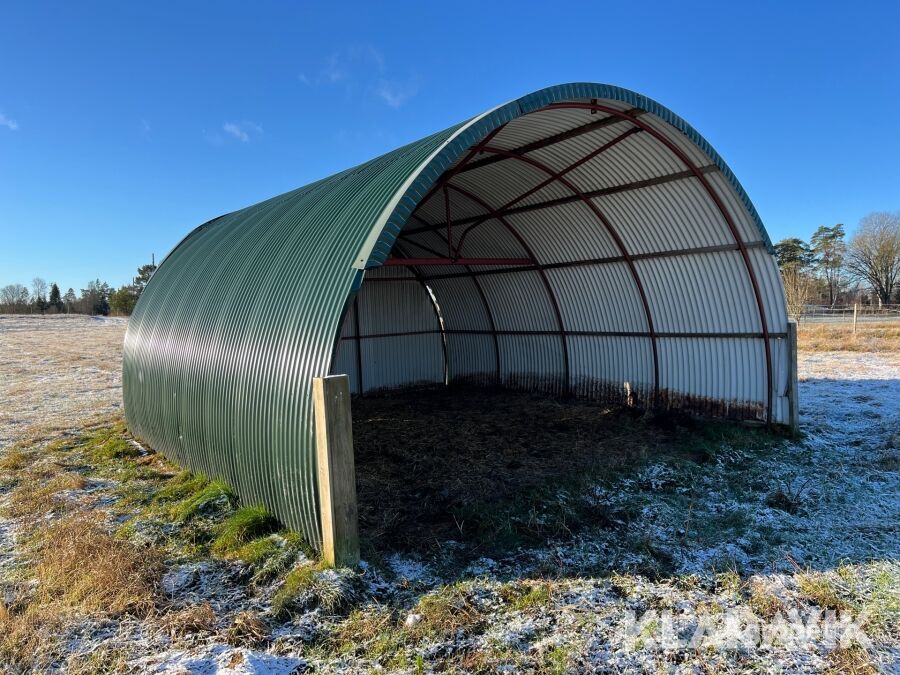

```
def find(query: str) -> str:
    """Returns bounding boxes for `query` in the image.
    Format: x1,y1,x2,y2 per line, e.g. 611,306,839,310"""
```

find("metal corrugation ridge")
636,252,760,333
568,335,654,402
505,203,621,262
497,334,566,394
446,333,496,385
657,337,766,420
544,264,647,333
593,179,733,254
489,106,628,151
354,277,444,392
529,125,683,190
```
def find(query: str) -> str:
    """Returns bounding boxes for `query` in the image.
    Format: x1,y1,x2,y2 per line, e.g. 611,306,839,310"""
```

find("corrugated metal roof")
124,83,789,547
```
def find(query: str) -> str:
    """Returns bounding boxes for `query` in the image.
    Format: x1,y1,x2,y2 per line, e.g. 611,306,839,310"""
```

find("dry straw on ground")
798,320,900,353
35,512,164,617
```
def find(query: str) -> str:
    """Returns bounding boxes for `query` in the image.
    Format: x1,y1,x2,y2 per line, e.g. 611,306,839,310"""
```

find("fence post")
313,374,360,568
786,320,800,435
852,303,858,335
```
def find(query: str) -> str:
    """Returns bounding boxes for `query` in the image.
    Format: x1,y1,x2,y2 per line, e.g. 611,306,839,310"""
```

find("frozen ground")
0,316,896,673
0,314,126,449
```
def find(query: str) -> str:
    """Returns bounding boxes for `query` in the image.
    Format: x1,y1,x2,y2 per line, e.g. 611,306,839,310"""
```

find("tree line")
0,262,157,316
773,211,900,319
3,211,898,321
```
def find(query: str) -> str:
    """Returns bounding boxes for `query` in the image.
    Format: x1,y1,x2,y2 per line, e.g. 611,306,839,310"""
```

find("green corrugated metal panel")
123,83,775,545
124,123,467,541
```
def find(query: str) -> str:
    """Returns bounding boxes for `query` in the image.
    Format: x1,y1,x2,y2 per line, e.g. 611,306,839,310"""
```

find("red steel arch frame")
367,101,775,423
445,183,572,395
541,102,774,425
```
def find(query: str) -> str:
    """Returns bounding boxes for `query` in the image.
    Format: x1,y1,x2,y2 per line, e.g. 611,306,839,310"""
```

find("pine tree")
48,283,63,313
63,288,77,313
774,238,814,270
810,224,846,307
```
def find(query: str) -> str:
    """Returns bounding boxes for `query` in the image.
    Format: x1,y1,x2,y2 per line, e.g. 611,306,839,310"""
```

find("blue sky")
1,1,898,292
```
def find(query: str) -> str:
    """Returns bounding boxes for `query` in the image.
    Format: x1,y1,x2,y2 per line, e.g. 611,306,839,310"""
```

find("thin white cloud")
140,119,151,137
299,45,417,108
0,113,18,131
222,120,262,143
321,53,348,83
374,78,418,109
223,122,249,142
353,45,385,74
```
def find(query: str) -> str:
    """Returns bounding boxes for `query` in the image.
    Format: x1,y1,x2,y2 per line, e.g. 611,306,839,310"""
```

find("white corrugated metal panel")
398,228,455,260
490,106,629,151
639,113,713,170
748,246,790,334
532,125,684,189
770,337,790,424
356,276,438,336
330,340,360,394
636,251,760,333
657,337,766,419
506,202,621,262
595,179,732,254
545,263,647,332
446,333,496,384
497,334,565,393
360,334,443,391
427,276,492,331
452,158,570,211
450,219,531,259
568,335,654,402
476,272,559,331
339,301,357,338
706,171,765,245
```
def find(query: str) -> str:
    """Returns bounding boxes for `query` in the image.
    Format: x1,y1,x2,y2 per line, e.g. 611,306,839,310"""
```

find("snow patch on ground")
138,645,305,674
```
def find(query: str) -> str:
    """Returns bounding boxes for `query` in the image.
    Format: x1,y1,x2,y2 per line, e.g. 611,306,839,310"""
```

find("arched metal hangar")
123,82,792,545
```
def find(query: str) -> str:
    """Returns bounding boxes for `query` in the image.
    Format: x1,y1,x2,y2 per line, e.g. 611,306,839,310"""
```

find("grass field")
798,320,900,353
0,315,897,673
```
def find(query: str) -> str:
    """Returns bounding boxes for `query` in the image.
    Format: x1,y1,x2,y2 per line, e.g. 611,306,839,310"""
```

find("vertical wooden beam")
786,320,800,435
313,374,360,567
852,303,858,335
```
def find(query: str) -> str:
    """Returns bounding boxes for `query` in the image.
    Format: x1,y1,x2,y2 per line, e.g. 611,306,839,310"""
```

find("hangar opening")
124,84,794,554
332,98,790,419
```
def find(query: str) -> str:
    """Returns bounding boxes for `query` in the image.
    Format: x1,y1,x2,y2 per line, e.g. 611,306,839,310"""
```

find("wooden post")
852,303,858,335
786,320,800,435
313,374,360,568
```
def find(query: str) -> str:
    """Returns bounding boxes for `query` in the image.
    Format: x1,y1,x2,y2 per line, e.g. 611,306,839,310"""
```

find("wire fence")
801,304,900,323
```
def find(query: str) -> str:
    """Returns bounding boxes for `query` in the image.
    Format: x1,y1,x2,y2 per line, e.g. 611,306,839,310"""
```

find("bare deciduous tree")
1,284,21,305
781,267,816,321
774,237,817,321
31,277,48,303
0,283,30,311
845,212,900,305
